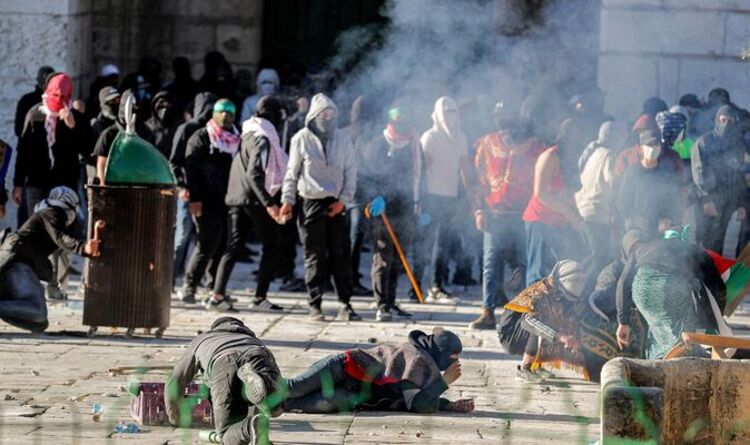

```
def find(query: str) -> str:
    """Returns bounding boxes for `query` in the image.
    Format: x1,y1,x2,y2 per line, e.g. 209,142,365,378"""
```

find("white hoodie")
420,96,468,198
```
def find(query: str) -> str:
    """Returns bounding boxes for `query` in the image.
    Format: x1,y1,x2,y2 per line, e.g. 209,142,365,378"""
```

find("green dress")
631,265,704,359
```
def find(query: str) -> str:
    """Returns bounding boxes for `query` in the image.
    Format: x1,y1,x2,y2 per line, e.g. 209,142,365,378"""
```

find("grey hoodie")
281,93,357,204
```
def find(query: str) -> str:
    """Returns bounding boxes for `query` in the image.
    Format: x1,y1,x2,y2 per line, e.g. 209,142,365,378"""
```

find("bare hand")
616,324,630,351
266,205,280,220
443,360,462,385
446,398,475,413
178,188,190,202
738,207,746,222
658,218,672,232
0,204,5,220
704,201,718,218
189,201,203,217
85,239,101,257
59,106,76,129
327,200,345,217
12,187,22,206
558,335,579,351
167,403,180,426
278,203,294,224
474,211,486,232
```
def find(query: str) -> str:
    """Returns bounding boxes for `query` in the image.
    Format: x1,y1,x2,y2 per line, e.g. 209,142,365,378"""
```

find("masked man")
182,99,240,312
280,93,360,322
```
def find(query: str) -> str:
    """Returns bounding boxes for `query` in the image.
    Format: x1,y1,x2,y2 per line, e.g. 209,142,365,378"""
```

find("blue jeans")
525,221,579,287
173,198,194,278
482,215,525,310
285,353,352,414
414,194,456,289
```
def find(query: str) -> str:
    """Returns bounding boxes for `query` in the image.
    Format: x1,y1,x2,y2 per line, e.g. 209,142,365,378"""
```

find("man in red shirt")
469,102,546,330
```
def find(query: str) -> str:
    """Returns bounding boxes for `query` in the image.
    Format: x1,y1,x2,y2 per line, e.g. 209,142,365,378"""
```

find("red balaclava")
43,73,73,113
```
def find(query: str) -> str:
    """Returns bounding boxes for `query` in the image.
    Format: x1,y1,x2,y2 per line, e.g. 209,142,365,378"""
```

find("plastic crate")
130,382,213,427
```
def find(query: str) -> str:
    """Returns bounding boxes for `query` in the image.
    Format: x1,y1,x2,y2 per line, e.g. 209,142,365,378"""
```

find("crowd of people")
2,50,750,388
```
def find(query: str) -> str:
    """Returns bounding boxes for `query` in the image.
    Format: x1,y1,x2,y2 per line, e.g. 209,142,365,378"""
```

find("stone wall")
598,0,750,121
0,0,93,147
91,0,263,84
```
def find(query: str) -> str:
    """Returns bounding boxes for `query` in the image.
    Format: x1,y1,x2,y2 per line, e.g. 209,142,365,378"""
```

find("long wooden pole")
380,213,424,304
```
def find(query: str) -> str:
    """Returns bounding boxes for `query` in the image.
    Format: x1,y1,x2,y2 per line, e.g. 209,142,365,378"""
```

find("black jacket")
617,162,682,235
225,132,278,208
365,133,425,215
0,207,85,281
144,91,181,158
170,92,217,188
14,105,92,190
185,128,233,206
14,89,42,138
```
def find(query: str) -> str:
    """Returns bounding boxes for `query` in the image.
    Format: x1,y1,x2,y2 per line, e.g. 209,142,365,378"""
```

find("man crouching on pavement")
284,327,475,414
165,317,283,445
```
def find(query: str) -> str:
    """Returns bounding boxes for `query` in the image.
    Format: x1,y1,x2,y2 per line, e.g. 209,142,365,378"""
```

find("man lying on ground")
165,317,283,445
283,327,474,414
0,186,99,333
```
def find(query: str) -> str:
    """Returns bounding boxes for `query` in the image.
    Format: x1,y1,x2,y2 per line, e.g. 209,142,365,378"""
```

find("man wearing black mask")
145,91,181,158
212,96,287,312
14,66,55,138
280,93,360,322
283,327,474,414
691,105,747,251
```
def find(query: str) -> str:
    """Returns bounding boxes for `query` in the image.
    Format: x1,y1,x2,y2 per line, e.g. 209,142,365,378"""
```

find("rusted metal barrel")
83,185,175,335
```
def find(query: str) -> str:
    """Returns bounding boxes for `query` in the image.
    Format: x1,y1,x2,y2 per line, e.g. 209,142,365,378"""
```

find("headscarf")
431,96,464,140
33,186,79,226
40,73,73,161
408,328,463,371
551,260,586,301
578,120,627,171
206,118,240,155
655,111,687,149
243,116,288,196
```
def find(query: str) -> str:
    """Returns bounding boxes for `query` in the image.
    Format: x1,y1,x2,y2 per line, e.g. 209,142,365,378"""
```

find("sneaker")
535,367,556,379
205,297,238,313
308,306,326,321
408,288,421,302
516,365,544,383
375,306,393,322
352,283,372,296
336,304,362,322
426,287,453,303
279,277,306,292
392,305,413,319
179,288,197,304
252,298,284,312
47,285,68,301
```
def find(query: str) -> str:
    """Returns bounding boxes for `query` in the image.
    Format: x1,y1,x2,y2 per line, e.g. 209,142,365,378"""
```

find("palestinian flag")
705,249,750,312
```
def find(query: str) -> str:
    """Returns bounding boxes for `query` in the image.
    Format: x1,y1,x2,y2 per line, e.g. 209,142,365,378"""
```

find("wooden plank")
681,332,750,349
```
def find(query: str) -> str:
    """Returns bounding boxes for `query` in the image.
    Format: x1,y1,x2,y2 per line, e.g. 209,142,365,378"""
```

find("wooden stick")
381,213,424,304
681,332,750,350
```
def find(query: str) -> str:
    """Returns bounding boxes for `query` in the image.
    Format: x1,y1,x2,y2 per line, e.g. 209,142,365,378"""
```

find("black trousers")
276,204,300,279
185,204,227,291
697,200,735,253
214,205,281,297
298,198,352,308
209,348,281,445
371,210,412,309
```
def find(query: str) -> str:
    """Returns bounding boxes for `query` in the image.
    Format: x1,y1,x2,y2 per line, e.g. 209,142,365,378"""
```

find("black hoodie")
92,90,155,162
169,92,217,187
144,91,180,158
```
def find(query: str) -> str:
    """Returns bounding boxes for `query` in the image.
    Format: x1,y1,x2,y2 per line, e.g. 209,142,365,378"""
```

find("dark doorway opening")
261,0,387,88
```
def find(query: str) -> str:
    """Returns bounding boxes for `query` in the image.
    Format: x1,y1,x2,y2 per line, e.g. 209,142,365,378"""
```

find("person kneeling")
0,186,99,333
284,328,474,414
165,317,283,445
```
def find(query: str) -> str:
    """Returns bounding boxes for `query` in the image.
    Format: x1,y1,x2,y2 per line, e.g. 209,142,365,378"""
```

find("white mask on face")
642,144,661,161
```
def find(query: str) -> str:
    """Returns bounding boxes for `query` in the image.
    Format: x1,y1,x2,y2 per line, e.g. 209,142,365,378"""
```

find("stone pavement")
2,255,749,445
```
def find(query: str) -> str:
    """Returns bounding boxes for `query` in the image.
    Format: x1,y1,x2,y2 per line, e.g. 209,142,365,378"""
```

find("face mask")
313,114,336,135
156,104,174,123
102,101,119,120
642,144,661,161
442,109,459,134
716,118,733,137
260,82,276,96
213,111,234,129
